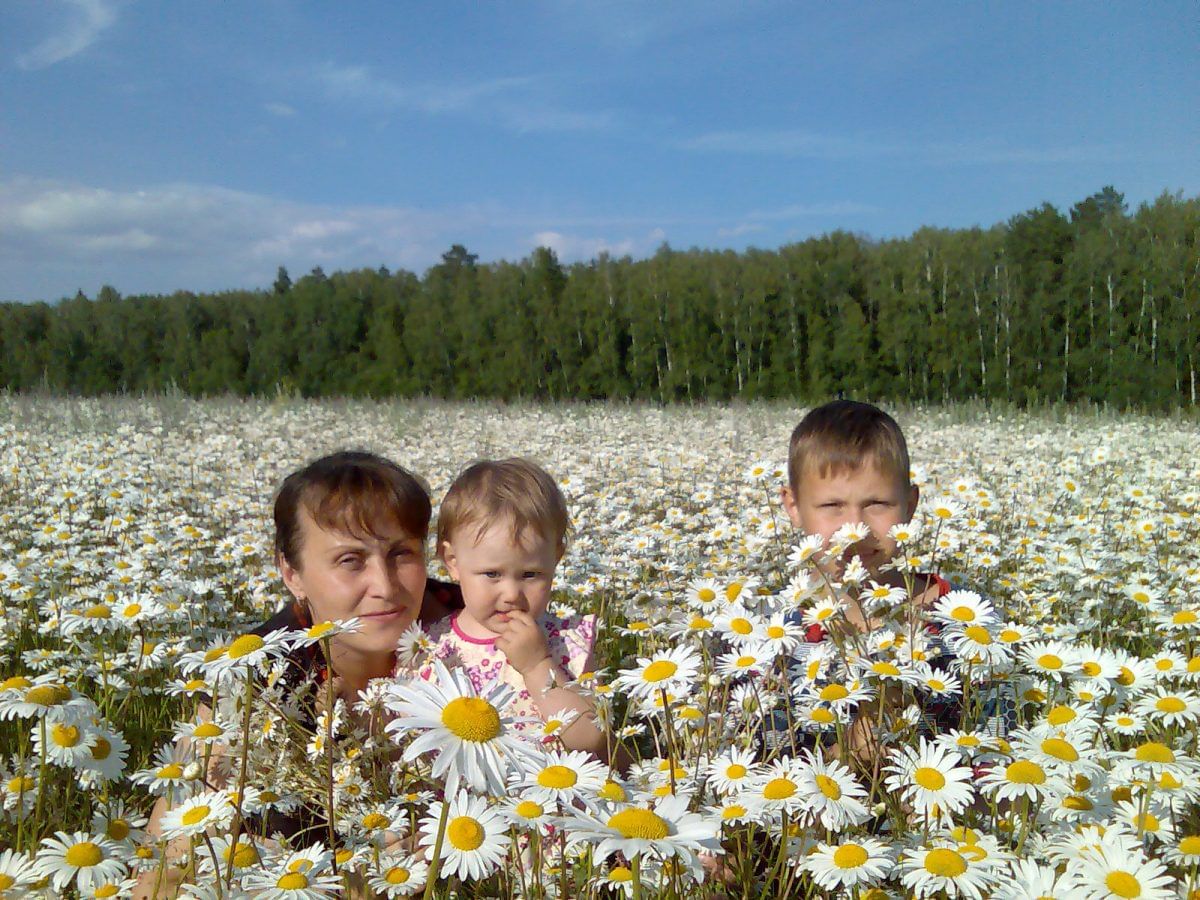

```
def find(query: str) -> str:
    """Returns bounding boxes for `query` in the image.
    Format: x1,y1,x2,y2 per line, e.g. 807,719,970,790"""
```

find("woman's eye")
339,556,363,568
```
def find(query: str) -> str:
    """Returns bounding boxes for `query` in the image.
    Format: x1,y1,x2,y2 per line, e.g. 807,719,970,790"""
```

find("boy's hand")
494,610,552,677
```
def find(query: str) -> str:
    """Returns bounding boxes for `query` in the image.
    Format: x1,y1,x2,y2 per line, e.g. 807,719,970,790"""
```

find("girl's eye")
523,571,541,580
483,571,500,579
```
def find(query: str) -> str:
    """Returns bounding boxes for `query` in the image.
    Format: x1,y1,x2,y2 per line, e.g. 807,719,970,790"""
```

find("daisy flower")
33,831,126,894
368,854,428,898
613,646,702,700
419,792,509,882
1135,686,1200,727
0,848,36,896
1021,641,1079,681
898,841,998,899
794,751,870,831
559,793,720,873
1067,844,1174,900
203,628,293,681
160,790,235,840
709,795,764,827
291,617,362,647
30,717,100,768
976,756,1065,804
242,844,341,899
514,748,608,808
930,590,997,628
749,758,809,816
714,608,765,646
883,737,975,820
704,747,761,796
802,837,894,891
384,661,541,796
715,644,773,678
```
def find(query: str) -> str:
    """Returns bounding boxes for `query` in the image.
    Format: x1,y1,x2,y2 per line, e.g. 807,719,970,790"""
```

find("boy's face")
781,461,918,579
442,521,559,639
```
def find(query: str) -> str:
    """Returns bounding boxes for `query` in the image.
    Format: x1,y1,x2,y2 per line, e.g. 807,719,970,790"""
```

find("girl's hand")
494,610,552,677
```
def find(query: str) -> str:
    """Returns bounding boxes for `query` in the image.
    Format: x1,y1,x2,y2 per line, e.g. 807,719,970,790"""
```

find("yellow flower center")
361,812,390,830
725,582,745,602
276,872,309,890
1173,611,1198,625
1006,761,1046,785
0,876,13,890
599,781,627,802
447,815,485,850
106,819,130,841
64,841,103,868
767,625,786,639
516,800,544,818
1080,661,1101,676
730,618,753,635
964,626,991,644
820,684,849,702
156,763,184,779
95,886,119,898
385,867,412,885
735,655,756,668
871,662,900,677
833,843,869,868
1104,871,1141,898
227,634,265,660
193,723,224,738
1135,742,1175,764
1178,836,1200,856
607,808,670,840
1,676,32,691
51,723,81,747
914,767,947,790
924,848,967,877
7,776,34,793
1037,654,1063,671
307,622,337,639
642,660,679,683
609,866,633,883
203,645,228,662
950,606,975,622
1046,705,1076,725
441,697,502,742
810,708,836,724
1155,659,1174,671
815,774,842,800
726,764,747,779
1063,795,1093,811
123,603,142,617
181,805,210,826
999,629,1022,643
538,765,578,790
84,604,112,619
226,841,259,867
24,684,70,706
1156,697,1187,713
721,804,747,820
762,777,797,800
697,588,716,603
927,678,946,691
1041,738,1079,762
689,616,713,630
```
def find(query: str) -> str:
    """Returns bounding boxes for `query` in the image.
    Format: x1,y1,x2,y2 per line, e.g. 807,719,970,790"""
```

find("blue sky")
2,1,1197,302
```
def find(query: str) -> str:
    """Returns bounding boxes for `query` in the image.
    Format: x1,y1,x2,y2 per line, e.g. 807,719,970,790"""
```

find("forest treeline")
2,187,1198,407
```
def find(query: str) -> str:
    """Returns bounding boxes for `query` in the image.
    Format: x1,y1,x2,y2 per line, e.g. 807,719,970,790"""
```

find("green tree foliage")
2,190,1198,408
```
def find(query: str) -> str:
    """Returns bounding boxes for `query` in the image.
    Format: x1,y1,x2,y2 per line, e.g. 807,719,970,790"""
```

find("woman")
135,451,461,897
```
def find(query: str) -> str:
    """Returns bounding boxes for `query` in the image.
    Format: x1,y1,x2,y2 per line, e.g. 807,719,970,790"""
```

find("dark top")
241,578,463,843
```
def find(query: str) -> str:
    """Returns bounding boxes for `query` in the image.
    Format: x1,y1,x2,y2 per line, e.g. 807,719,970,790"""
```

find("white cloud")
0,177,500,300
264,102,296,118
312,62,612,133
16,0,119,70
680,128,1142,166
530,227,666,261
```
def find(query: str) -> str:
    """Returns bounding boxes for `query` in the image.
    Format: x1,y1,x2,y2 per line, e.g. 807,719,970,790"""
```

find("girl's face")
441,523,558,639
279,506,427,669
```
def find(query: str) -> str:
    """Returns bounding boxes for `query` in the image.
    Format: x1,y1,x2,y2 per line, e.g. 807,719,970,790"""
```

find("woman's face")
279,506,427,668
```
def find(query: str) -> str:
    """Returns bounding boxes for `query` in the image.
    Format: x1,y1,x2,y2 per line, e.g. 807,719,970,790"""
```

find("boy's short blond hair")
437,458,570,557
787,400,911,491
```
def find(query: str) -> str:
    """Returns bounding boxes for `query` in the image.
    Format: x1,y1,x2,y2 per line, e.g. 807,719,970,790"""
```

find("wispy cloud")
16,0,119,70
312,62,613,133
530,227,666,261
0,177,504,300
680,128,1144,166
264,102,296,118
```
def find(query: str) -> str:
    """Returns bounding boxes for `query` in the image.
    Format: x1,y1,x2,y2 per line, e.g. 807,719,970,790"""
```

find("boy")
777,400,959,763
429,458,616,762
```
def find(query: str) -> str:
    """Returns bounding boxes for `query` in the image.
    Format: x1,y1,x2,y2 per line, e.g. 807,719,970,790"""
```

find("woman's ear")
278,552,305,600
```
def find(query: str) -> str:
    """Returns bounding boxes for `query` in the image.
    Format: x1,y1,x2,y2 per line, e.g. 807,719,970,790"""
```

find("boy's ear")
780,485,802,528
904,484,920,522
278,553,305,601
